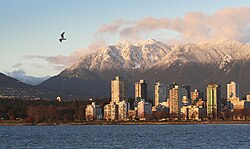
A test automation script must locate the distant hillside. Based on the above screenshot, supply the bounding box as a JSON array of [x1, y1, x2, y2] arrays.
[[0, 73, 78, 100], [6, 70, 50, 85]]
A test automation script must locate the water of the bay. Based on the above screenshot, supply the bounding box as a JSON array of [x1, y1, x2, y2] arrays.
[[0, 124, 249, 148]]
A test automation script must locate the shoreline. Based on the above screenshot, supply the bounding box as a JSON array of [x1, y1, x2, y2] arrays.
[[1, 120, 250, 126]]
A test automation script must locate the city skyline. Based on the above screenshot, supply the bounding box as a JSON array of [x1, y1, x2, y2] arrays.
[[87, 76, 250, 121], [114, 75, 248, 101], [1, 1, 250, 148], [1, 1, 250, 77]]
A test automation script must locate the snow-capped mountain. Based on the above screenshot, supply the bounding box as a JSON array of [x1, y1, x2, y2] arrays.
[[63, 39, 171, 80], [155, 39, 250, 69], [40, 39, 250, 98], [65, 39, 250, 78], [73, 39, 170, 70]]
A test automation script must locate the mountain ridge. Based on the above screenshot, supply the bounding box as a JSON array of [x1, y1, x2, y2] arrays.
[[40, 39, 250, 99]]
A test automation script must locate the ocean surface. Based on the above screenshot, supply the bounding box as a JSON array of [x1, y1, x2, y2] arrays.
[[0, 124, 249, 148]]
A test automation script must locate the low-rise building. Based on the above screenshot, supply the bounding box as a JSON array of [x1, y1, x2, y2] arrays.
[[247, 95, 250, 102], [244, 102, 250, 119], [191, 89, 200, 104], [182, 96, 189, 106], [104, 102, 118, 121], [152, 104, 169, 120], [181, 105, 206, 121], [229, 97, 240, 103], [195, 99, 205, 108], [118, 100, 130, 121], [85, 102, 102, 121], [232, 100, 245, 110], [128, 110, 136, 120], [138, 100, 152, 120], [231, 100, 247, 120]]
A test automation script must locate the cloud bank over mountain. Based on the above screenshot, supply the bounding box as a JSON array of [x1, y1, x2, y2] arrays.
[[95, 7, 250, 43]]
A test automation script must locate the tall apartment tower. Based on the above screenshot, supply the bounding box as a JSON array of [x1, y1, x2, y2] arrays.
[[207, 84, 221, 120], [167, 82, 178, 98], [111, 76, 127, 104], [227, 81, 239, 99], [154, 82, 166, 106], [135, 80, 147, 100], [169, 84, 182, 120]]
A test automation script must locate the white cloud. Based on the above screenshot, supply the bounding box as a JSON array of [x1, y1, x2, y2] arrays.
[[12, 63, 22, 68], [24, 48, 86, 69], [95, 7, 250, 43]]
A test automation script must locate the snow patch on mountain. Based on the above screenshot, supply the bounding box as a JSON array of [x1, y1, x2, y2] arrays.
[[65, 39, 250, 78], [155, 39, 250, 69], [69, 39, 172, 73]]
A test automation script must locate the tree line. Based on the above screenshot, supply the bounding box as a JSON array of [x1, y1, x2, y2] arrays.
[[0, 98, 249, 123], [0, 98, 110, 123]]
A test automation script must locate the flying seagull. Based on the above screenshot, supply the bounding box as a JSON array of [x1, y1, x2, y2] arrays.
[[59, 32, 66, 42]]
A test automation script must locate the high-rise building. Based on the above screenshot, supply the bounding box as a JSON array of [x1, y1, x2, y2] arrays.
[[118, 100, 130, 121], [135, 80, 147, 100], [154, 82, 166, 106], [227, 81, 239, 100], [167, 82, 178, 98], [111, 76, 127, 104], [135, 80, 147, 108], [207, 84, 221, 120], [169, 84, 182, 119]]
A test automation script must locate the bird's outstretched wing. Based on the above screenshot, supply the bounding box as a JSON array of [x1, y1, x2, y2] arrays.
[[61, 32, 65, 38]]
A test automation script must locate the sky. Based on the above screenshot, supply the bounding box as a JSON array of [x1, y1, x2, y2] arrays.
[[1, 0, 250, 77]]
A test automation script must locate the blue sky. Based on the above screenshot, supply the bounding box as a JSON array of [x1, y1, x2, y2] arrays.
[[1, 0, 250, 77]]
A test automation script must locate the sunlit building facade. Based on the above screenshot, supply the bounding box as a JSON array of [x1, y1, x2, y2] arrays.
[[227, 81, 239, 103], [169, 84, 182, 120], [154, 82, 166, 106], [85, 102, 102, 121], [135, 79, 147, 100], [138, 100, 152, 120], [111, 76, 127, 104], [104, 101, 118, 121], [207, 84, 221, 120], [118, 100, 130, 121]]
